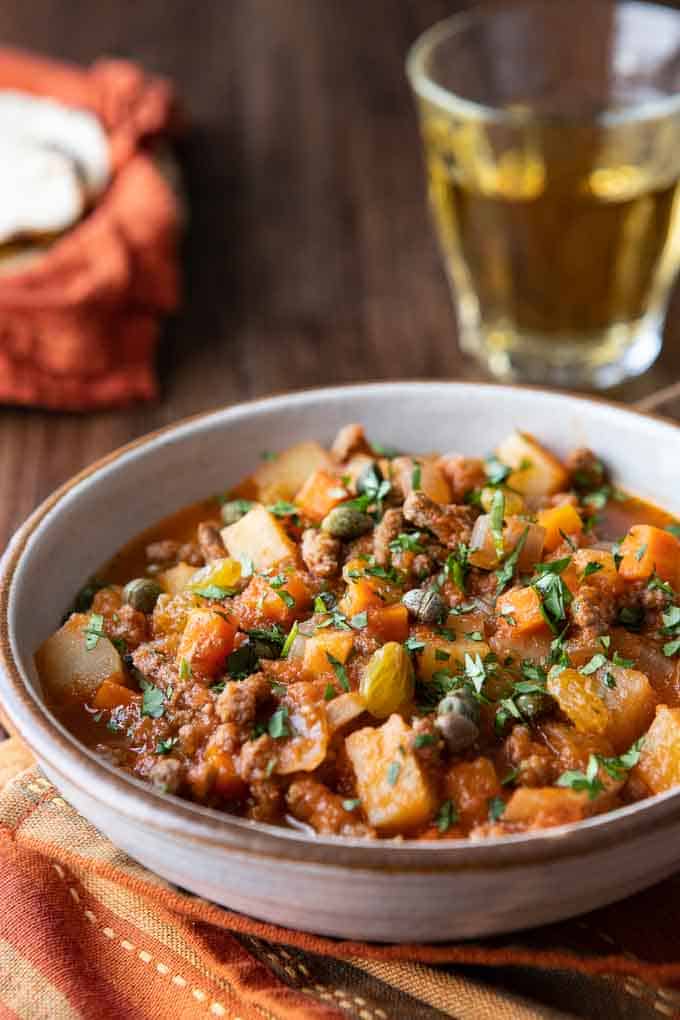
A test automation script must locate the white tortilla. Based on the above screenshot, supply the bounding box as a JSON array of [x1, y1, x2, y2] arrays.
[[0, 89, 110, 198], [0, 139, 85, 243]]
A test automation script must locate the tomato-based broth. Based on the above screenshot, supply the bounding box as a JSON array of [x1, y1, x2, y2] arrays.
[[37, 426, 680, 840]]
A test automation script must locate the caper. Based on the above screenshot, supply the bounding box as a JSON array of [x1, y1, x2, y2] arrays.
[[435, 690, 479, 753], [516, 690, 555, 721], [437, 690, 479, 724], [402, 587, 446, 624], [360, 641, 415, 718], [220, 499, 253, 526], [356, 461, 383, 495], [123, 578, 163, 613], [321, 505, 374, 540]]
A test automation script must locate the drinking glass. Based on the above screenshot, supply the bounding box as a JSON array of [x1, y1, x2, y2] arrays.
[[407, 0, 680, 388]]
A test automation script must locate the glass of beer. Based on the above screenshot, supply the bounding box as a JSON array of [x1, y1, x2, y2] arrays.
[[407, 0, 680, 388]]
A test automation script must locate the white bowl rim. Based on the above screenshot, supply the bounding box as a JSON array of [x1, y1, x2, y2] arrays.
[[3, 379, 680, 871]]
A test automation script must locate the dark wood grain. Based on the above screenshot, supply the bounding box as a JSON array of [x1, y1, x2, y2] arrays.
[[1, 0, 680, 554]]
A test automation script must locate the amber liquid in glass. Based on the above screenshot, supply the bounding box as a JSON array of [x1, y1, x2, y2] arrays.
[[421, 106, 680, 382]]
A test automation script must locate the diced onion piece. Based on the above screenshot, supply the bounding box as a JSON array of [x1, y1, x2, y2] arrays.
[[469, 515, 545, 571]]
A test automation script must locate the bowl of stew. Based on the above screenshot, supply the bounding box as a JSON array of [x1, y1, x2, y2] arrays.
[[3, 381, 680, 942]]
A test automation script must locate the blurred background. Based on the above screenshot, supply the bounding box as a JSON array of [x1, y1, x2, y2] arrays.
[[3, 0, 680, 547]]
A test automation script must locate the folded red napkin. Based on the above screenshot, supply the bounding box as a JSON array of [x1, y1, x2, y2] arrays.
[[0, 48, 182, 410]]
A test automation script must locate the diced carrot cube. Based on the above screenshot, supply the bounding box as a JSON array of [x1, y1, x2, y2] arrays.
[[445, 757, 501, 829], [240, 572, 312, 625], [294, 470, 348, 523], [537, 504, 583, 552], [619, 525, 680, 586], [366, 604, 410, 643], [204, 745, 247, 800], [93, 679, 140, 710], [303, 629, 354, 675], [176, 608, 237, 677], [573, 549, 622, 595], [340, 578, 385, 617], [496, 586, 550, 636]]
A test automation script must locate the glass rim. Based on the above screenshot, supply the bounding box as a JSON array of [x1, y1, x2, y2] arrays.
[[406, 0, 680, 128]]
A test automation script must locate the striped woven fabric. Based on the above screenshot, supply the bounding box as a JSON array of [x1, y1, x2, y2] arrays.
[[1, 737, 680, 1020]]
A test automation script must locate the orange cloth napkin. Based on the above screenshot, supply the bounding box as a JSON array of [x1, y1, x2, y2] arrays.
[[0, 49, 181, 411], [1, 737, 679, 1020]]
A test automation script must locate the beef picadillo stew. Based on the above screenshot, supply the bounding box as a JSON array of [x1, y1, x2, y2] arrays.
[[37, 426, 680, 840]]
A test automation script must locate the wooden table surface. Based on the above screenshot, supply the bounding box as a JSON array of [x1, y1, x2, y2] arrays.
[[2, 0, 680, 554]]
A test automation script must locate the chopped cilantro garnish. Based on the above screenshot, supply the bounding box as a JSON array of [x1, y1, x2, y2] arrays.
[[342, 798, 360, 812], [179, 658, 192, 680], [350, 611, 368, 629], [488, 796, 506, 821], [582, 561, 603, 578], [635, 543, 648, 562], [268, 707, 290, 739], [581, 653, 608, 675], [484, 456, 512, 486], [326, 652, 350, 691], [411, 463, 422, 490], [648, 573, 674, 596], [281, 621, 299, 658], [260, 450, 277, 461], [414, 732, 437, 749], [501, 767, 519, 786], [389, 532, 425, 554], [446, 544, 470, 592], [386, 760, 401, 786], [666, 523, 680, 539], [436, 799, 458, 832], [556, 754, 603, 799], [267, 500, 299, 520], [193, 585, 235, 600], [324, 683, 336, 701], [156, 737, 178, 755], [404, 636, 426, 654], [489, 489, 505, 559], [495, 526, 529, 595], [532, 559, 573, 631], [140, 680, 166, 719], [83, 612, 105, 650]]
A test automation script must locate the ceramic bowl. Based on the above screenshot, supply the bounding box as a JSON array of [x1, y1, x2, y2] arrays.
[[2, 382, 680, 943]]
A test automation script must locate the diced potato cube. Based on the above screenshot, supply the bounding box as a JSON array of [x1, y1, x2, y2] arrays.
[[35, 615, 124, 704], [365, 605, 409, 643], [417, 636, 491, 681], [496, 431, 568, 502], [444, 609, 488, 639], [158, 562, 197, 595], [444, 757, 501, 828], [303, 629, 354, 676], [496, 586, 550, 637], [294, 470, 348, 523], [221, 505, 297, 571], [345, 714, 438, 834], [504, 787, 590, 828], [547, 668, 610, 734], [537, 503, 583, 552], [619, 525, 680, 588], [177, 608, 237, 677], [596, 665, 657, 753], [326, 692, 365, 734], [251, 441, 332, 502], [635, 705, 680, 794]]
